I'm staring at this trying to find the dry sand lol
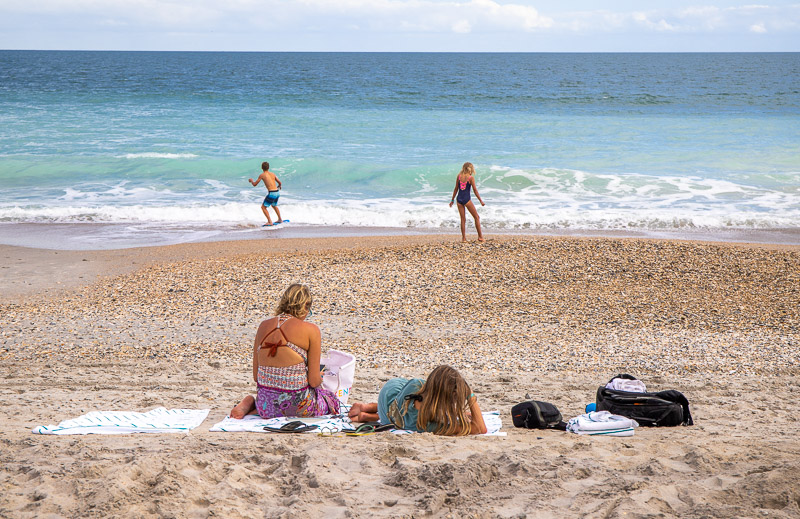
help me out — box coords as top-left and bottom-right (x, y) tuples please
(1, 234), (798, 518)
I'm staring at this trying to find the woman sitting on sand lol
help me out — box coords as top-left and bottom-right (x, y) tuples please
(230, 284), (339, 419)
(348, 365), (487, 435)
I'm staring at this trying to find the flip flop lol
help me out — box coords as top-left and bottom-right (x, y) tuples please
(263, 421), (319, 433)
(344, 423), (394, 436)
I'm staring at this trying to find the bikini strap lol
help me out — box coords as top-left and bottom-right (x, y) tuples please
(257, 314), (292, 357)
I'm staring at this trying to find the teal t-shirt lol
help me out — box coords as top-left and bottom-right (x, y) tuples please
(377, 378), (438, 433)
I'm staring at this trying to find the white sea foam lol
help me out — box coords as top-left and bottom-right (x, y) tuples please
(2, 166), (798, 231)
(3, 194), (797, 231)
(119, 153), (199, 159)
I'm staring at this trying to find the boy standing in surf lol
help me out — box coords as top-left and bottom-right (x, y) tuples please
(249, 161), (284, 226)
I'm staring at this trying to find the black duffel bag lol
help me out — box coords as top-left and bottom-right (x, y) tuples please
(596, 375), (693, 427)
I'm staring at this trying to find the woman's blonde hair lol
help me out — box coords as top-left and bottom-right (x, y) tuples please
(459, 162), (475, 180)
(275, 284), (313, 318)
(407, 365), (473, 436)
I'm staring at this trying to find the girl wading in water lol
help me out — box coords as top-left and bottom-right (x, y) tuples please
(449, 162), (486, 242)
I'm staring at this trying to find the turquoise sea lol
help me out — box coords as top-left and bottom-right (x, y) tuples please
(1, 51), (799, 248)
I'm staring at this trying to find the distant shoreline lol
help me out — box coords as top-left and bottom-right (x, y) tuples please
(1, 222), (800, 252)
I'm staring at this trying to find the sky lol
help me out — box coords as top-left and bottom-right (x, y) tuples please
(0, 0), (798, 52)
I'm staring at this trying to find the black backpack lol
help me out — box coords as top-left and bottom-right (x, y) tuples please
(596, 374), (694, 427)
(511, 398), (567, 431)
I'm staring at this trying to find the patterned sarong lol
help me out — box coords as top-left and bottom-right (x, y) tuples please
(255, 384), (340, 419)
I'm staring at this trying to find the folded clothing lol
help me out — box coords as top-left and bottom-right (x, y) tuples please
(605, 377), (647, 393)
(32, 408), (210, 435)
(567, 411), (639, 437)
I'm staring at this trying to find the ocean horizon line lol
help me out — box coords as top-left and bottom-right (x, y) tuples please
(3, 49), (799, 55)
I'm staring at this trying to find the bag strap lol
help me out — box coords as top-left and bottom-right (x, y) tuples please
(655, 390), (694, 426)
(606, 373), (639, 385)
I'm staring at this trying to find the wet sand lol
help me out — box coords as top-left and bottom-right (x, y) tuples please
(1, 234), (798, 518)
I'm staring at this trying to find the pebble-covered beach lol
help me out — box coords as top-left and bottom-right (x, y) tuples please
(3, 236), (798, 375)
(1, 235), (799, 518)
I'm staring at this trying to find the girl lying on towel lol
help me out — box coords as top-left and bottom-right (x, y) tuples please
(348, 365), (487, 435)
(230, 284), (339, 419)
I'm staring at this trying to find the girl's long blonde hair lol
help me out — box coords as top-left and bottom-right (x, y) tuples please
(275, 283), (312, 318)
(406, 365), (473, 436)
(459, 162), (475, 182)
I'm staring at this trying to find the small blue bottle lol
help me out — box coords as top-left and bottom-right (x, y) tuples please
(585, 403), (596, 413)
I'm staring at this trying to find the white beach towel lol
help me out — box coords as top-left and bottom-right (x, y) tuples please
(210, 411), (505, 436)
(210, 414), (352, 434)
(32, 407), (210, 435)
(566, 411), (639, 437)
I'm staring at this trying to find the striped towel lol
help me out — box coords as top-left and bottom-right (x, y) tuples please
(32, 407), (209, 435)
(567, 411), (639, 437)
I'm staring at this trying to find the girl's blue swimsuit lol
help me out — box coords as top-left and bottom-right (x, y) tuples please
(456, 178), (471, 205)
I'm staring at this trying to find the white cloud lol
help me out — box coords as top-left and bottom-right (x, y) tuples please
(452, 19), (472, 33)
(0, 0), (553, 33)
(469, 0), (552, 31)
(286, 0), (554, 33)
(0, 0), (798, 50)
(551, 3), (800, 36)
(632, 12), (679, 31)
(0, 0), (221, 26)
